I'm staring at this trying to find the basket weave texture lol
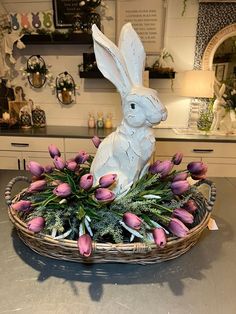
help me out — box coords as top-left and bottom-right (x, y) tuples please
(5, 176), (216, 265)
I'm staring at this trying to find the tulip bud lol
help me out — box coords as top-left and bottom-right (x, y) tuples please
(77, 234), (92, 257)
(149, 160), (161, 174)
(48, 144), (61, 158)
(152, 228), (167, 248)
(187, 161), (207, 175)
(66, 160), (77, 171)
(173, 172), (188, 182)
(168, 218), (189, 237)
(150, 160), (173, 177)
(53, 183), (71, 197)
(173, 208), (194, 224)
(27, 161), (44, 177)
(28, 180), (47, 193)
(172, 152), (183, 165)
(44, 165), (53, 173)
(171, 180), (190, 195)
(191, 172), (207, 180)
(74, 150), (90, 164)
(183, 199), (198, 213)
(53, 156), (65, 170)
(11, 200), (32, 212)
(27, 217), (45, 233)
(92, 135), (101, 148)
(123, 212), (142, 230)
(94, 188), (115, 202)
(80, 174), (94, 190)
(99, 173), (117, 188)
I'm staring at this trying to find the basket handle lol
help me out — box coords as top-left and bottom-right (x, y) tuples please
(195, 179), (216, 212)
(5, 176), (31, 206)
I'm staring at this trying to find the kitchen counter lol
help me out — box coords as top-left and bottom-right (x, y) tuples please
(0, 170), (236, 314)
(1, 126), (236, 142)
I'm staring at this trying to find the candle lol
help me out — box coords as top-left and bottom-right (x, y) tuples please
(2, 112), (10, 121)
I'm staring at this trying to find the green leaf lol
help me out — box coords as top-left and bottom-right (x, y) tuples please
(76, 206), (85, 220)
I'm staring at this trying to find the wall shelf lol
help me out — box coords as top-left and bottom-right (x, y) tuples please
(79, 70), (176, 79)
(21, 33), (93, 45)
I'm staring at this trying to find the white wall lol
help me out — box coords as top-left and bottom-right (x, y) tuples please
(2, 0), (199, 128)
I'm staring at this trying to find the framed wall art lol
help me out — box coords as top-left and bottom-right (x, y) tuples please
(116, 0), (167, 54)
(52, 0), (81, 28)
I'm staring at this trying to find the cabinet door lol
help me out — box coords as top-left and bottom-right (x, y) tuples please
(0, 151), (21, 170)
(65, 138), (97, 160)
(22, 152), (54, 169)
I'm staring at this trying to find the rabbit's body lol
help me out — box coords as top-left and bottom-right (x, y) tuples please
(90, 24), (167, 195)
(210, 83), (233, 133)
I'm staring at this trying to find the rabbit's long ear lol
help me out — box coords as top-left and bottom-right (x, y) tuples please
(219, 83), (226, 96)
(118, 23), (146, 86)
(92, 24), (132, 97)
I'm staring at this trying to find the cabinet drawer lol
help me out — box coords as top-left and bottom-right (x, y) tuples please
(155, 141), (236, 158)
(0, 136), (64, 152)
(65, 138), (97, 154)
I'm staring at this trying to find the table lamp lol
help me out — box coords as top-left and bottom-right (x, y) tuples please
(181, 70), (215, 129)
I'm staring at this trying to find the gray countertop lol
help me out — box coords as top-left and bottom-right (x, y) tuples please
(0, 170), (236, 314)
(1, 126), (236, 142)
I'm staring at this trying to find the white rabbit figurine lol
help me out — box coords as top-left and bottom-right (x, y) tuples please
(210, 83), (233, 133)
(90, 23), (167, 195)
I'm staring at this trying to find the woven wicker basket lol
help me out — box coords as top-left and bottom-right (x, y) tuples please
(5, 176), (216, 265)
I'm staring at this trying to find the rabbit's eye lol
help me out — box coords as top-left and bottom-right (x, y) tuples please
(130, 103), (135, 109)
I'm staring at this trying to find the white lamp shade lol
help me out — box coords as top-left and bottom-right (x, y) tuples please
(181, 70), (215, 98)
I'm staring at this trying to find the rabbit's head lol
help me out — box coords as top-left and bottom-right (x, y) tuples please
(92, 23), (167, 128)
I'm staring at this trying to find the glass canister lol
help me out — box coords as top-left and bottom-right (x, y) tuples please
(32, 106), (46, 127)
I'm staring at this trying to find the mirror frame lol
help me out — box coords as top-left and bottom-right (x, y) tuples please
(202, 23), (236, 71)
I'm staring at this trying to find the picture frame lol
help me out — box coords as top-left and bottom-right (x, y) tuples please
(213, 63), (228, 82)
(116, 0), (166, 54)
(8, 101), (28, 120)
(52, 0), (81, 28)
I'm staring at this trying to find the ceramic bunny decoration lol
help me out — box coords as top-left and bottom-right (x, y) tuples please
(90, 23), (167, 195)
(210, 83), (233, 133)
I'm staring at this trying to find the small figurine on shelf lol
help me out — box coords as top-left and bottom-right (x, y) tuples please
(104, 113), (112, 129)
(88, 112), (96, 128)
(96, 112), (104, 129)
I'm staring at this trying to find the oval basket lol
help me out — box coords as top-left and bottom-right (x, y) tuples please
(5, 176), (216, 265)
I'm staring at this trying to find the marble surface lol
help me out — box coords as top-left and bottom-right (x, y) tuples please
(0, 170), (236, 314)
(1, 126), (236, 142)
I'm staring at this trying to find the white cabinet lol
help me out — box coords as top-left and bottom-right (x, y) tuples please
(155, 141), (236, 177)
(64, 138), (97, 160)
(0, 136), (64, 170)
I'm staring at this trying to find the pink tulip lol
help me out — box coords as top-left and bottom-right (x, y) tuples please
(27, 217), (45, 233)
(171, 180), (190, 195)
(99, 173), (117, 188)
(53, 156), (65, 170)
(149, 160), (161, 174)
(48, 144), (61, 158)
(80, 174), (94, 190)
(74, 150), (89, 164)
(28, 180), (47, 193)
(123, 212), (142, 230)
(53, 183), (71, 197)
(94, 188), (115, 202)
(172, 152), (183, 165)
(183, 199), (198, 213)
(27, 161), (44, 177)
(66, 160), (77, 171)
(168, 218), (189, 237)
(44, 165), (53, 173)
(150, 160), (173, 177)
(92, 135), (101, 148)
(187, 161), (207, 175)
(173, 208), (194, 224)
(153, 228), (167, 248)
(11, 200), (32, 212)
(191, 172), (207, 180)
(173, 172), (188, 182)
(77, 234), (92, 257)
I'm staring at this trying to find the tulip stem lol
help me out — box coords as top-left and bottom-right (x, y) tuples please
(155, 203), (173, 213)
